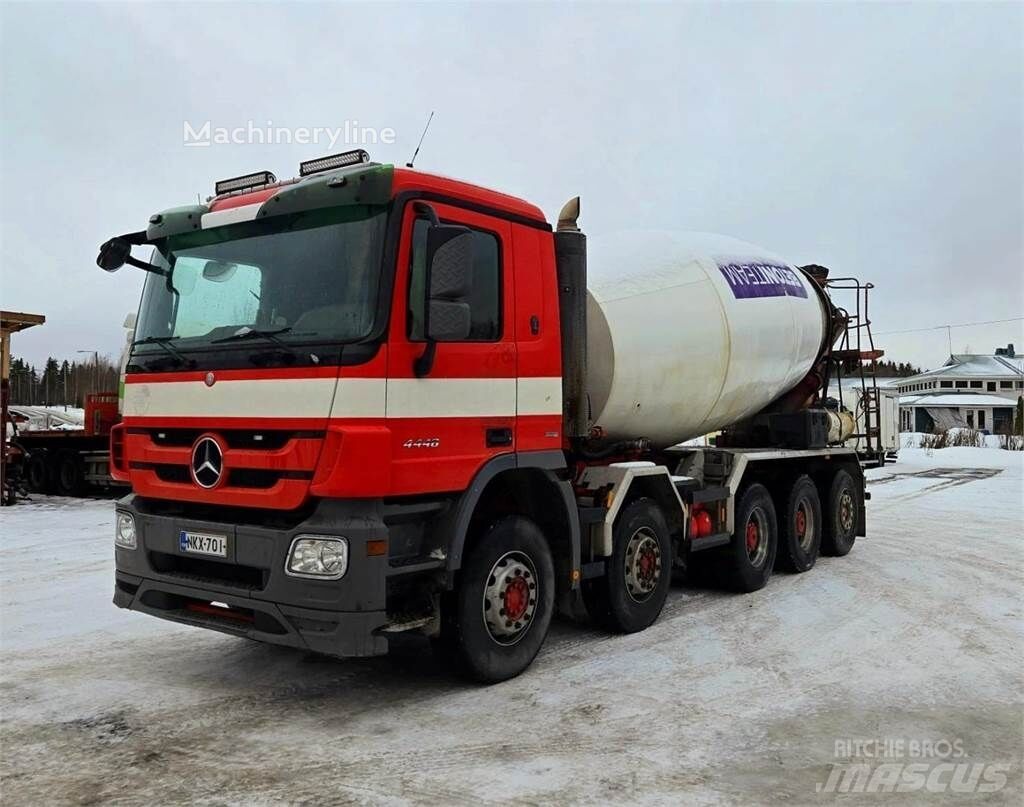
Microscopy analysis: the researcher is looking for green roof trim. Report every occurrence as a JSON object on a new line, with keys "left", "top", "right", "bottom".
{"left": 257, "top": 163, "right": 393, "bottom": 220}
{"left": 146, "top": 204, "right": 208, "bottom": 241}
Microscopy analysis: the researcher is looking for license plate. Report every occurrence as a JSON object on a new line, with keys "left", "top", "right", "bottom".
{"left": 179, "top": 530, "right": 228, "bottom": 558}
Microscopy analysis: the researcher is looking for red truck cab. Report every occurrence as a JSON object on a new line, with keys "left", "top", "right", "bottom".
{"left": 104, "top": 155, "right": 580, "bottom": 680}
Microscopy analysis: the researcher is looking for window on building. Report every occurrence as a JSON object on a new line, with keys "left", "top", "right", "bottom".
{"left": 978, "top": 410, "right": 986, "bottom": 430}
{"left": 987, "top": 381, "right": 996, "bottom": 391}
{"left": 1000, "top": 380, "right": 1013, "bottom": 389}
{"left": 940, "top": 381, "right": 952, "bottom": 388}
{"left": 955, "top": 381, "right": 967, "bottom": 388}
{"left": 966, "top": 411, "right": 974, "bottom": 428}
{"left": 970, "top": 381, "right": 982, "bottom": 389}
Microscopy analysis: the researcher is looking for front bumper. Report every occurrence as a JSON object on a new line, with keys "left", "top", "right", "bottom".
{"left": 113, "top": 495, "right": 390, "bottom": 657}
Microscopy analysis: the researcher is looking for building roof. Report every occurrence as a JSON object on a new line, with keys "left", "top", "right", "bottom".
{"left": 943, "top": 354, "right": 1023, "bottom": 375}
{"left": 0, "top": 310, "right": 45, "bottom": 334}
{"left": 900, "top": 392, "right": 1016, "bottom": 407}
{"left": 898, "top": 353, "right": 1023, "bottom": 384}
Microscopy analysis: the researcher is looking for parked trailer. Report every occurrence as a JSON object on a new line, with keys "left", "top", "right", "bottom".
{"left": 96, "top": 151, "right": 877, "bottom": 681}
{"left": 17, "top": 393, "right": 126, "bottom": 495}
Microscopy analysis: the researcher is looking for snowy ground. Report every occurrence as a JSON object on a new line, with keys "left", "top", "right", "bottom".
{"left": 1, "top": 448, "right": 1021, "bottom": 805}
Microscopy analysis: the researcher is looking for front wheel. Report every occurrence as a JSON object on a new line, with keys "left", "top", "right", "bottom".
{"left": 445, "top": 516, "right": 555, "bottom": 683}
{"left": 583, "top": 497, "right": 673, "bottom": 633}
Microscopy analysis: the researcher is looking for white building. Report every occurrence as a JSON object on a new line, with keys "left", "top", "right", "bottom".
{"left": 895, "top": 344, "right": 1023, "bottom": 433}
{"left": 899, "top": 392, "right": 1017, "bottom": 433}
{"left": 894, "top": 344, "right": 1023, "bottom": 399}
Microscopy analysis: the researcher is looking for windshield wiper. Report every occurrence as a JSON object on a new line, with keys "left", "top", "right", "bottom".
{"left": 211, "top": 327, "right": 299, "bottom": 358}
{"left": 212, "top": 327, "right": 297, "bottom": 355}
{"left": 132, "top": 335, "right": 194, "bottom": 367}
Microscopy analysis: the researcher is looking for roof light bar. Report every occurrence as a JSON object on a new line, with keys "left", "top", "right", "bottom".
{"left": 214, "top": 170, "right": 277, "bottom": 196}
{"left": 299, "top": 149, "right": 370, "bottom": 177}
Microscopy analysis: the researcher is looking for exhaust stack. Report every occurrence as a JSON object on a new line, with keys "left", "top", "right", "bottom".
{"left": 554, "top": 197, "right": 588, "bottom": 440}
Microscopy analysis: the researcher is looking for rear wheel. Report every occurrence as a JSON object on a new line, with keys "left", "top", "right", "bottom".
{"left": 444, "top": 516, "right": 555, "bottom": 683}
{"left": 26, "top": 452, "right": 50, "bottom": 493}
{"left": 583, "top": 497, "right": 672, "bottom": 633}
{"left": 777, "top": 475, "right": 822, "bottom": 573}
{"left": 55, "top": 452, "right": 83, "bottom": 496}
{"left": 821, "top": 469, "right": 858, "bottom": 557}
{"left": 722, "top": 483, "right": 777, "bottom": 592}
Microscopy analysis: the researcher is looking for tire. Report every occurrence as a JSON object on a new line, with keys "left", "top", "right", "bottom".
{"left": 777, "top": 475, "right": 822, "bottom": 573}
{"left": 55, "top": 452, "right": 84, "bottom": 496}
{"left": 444, "top": 516, "right": 555, "bottom": 683}
{"left": 583, "top": 497, "right": 672, "bottom": 633}
{"left": 26, "top": 453, "right": 50, "bottom": 493}
{"left": 722, "top": 483, "right": 778, "bottom": 592}
{"left": 821, "top": 468, "right": 858, "bottom": 557}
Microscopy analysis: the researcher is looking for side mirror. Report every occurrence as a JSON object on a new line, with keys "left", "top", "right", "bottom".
{"left": 97, "top": 237, "right": 131, "bottom": 272}
{"left": 424, "top": 225, "right": 474, "bottom": 342}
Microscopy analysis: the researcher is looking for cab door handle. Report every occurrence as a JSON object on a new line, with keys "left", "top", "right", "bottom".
{"left": 486, "top": 428, "right": 513, "bottom": 447}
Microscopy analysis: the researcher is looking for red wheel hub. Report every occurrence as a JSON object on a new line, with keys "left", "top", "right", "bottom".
{"left": 746, "top": 520, "right": 760, "bottom": 553}
{"left": 503, "top": 576, "right": 530, "bottom": 622}
{"left": 637, "top": 546, "right": 656, "bottom": 582}
{"left": 795, "top": 507, "right": 806, "bottom": 537}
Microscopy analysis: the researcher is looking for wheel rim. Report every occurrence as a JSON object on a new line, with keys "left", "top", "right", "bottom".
{"left": 745, "top": 507, "right": 769, "bottom": 567}
{"left": 482, "top": 551, "right": 539, "bottom": 646}
{"left": 838, "top": 490, "right": 854, "bottom": 533}
{"left": 795, "top": 500, "right": 815, "bottom": 552}
{"left": 624, "top": 527, "right": 662, "bottom": 603}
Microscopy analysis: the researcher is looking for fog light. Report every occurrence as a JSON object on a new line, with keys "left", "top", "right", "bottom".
{"left": 285, "top": 536, "right": 348, "bottom": 579}
{"left": 115, "top": 512, "right": 137, "bottom": 549}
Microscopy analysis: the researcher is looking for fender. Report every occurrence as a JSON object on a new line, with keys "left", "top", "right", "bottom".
{"left": 443, "top": 450, "right": 581, "bottom": 588}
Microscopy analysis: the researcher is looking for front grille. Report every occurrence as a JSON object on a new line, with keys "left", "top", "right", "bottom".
{"left": 229, "top": 469, "right": 313, "bottom": 489}
{"left": 149, "top": 550, "right": 267, "bottom": 591}
{"left": 154, "top": 465, "right": 191, "bottom": 484}
{"left": 129, "top": 427, "right": 320, "bottom": 495}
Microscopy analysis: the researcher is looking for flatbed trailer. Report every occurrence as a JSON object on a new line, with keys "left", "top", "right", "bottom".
{"left": 17, "top": 393, "right": 125, "bottom": 495}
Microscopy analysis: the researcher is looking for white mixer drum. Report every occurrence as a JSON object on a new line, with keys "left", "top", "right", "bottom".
{"left": 585, "top": 231, "right": 829, "bottom": 447}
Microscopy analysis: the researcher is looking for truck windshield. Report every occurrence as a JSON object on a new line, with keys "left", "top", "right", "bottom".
{"left": 133, "top": 206, "right": 386, "bottom": 363}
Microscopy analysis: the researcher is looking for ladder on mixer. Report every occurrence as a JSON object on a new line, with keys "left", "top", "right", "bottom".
{"left": 823, "top": 277, "right": 884, "bottom": 456}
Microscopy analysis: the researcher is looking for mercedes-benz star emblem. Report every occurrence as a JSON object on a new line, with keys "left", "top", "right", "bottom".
{"left": 190, "top": 436, "right": 223, "bottom": 489}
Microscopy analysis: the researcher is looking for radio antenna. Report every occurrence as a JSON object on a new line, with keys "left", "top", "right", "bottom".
{"left": 406, "top": 111, "right": 434, "bottom": 168}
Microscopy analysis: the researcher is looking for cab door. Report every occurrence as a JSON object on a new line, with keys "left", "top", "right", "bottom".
{"left": 386, "top": 200, "right": 516, "bottom": 495}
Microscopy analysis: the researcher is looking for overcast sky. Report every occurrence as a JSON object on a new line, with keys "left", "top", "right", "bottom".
{"left": 2, "top": 1, "right": 1021, "bottom": 371}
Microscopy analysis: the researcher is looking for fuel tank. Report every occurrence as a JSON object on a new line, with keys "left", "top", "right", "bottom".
{"left": 585, "top": 231, "right": 831, "bottom": 447}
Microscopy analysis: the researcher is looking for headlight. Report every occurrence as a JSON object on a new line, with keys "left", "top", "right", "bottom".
{"left": 115, "top": 512, "right": 137, "bottom": 549}
{"left": 285, "top": 536, "right": 348, "bottom": 579}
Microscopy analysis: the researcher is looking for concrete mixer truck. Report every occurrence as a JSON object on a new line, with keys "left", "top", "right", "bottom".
{"left": 97, "top": 150, "right": 880, "bottom": 682}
